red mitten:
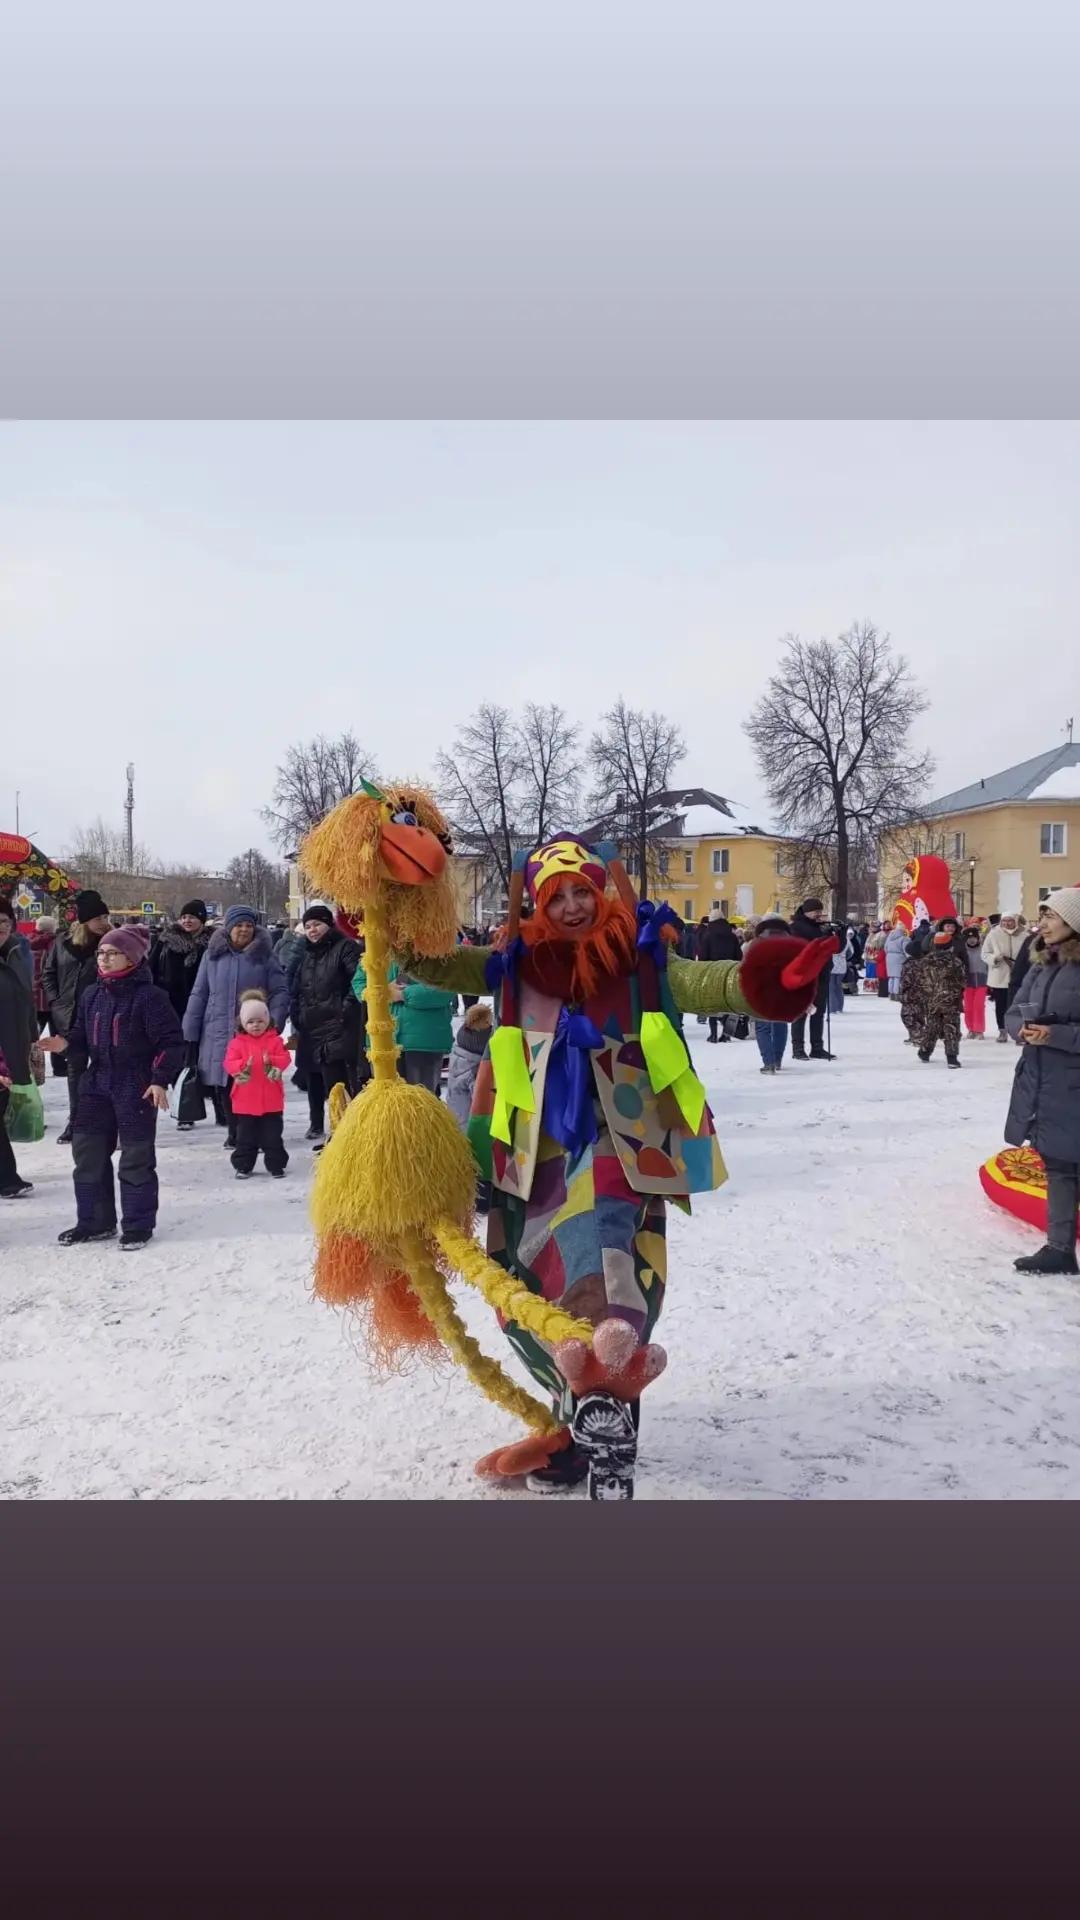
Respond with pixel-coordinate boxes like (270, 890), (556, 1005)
(737, 934), (840, 1022)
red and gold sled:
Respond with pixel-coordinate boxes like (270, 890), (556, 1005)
(980, 1147), (1080, 1243)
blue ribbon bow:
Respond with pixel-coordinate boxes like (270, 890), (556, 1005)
(636, 899), (679, 969)
(542, 1007), (605, 1160)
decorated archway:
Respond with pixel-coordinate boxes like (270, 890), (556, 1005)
(0, 832), (78, 923)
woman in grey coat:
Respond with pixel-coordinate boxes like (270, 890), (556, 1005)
(1004, 888), (1080, 1275)
(884, 922), (909, 998)
(182, 906), (289, 1147)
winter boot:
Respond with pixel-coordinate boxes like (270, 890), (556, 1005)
(120, 1228), (153, 1251)
(997, 1031), (1010, 1044)
(917, 1049), (932, 1062)
(571, 1391), (639, 1501)
(791, 1047), (809, 1061)
(759, 1065), (776, 1075)
(809, 1048), (835, 1061)
(1, 1179), (33, 1199)
(525, 1444), (590, 1495)
(56, 1125), (73, 1145)
(1014, 1244), (1079, 1277)
(947, 1056), (962, 1069)
(235, 1168), (253, 1179)
(304, 1124), (324, 1142)
(58, 1224), (116, 1245)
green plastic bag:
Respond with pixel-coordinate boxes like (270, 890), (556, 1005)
(4, 1081), (45, 1143)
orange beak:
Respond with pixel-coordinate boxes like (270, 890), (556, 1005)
(379, 820), (447, 886)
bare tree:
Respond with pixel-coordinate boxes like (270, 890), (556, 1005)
(65, 816), (158, 886)
(744, 622), (933, 920)
(436, 703), (524, 894)
(586, 699), (687, 892)
(225, 848), (289, 919)
(261, 732), (376, 853)
(518, 702), (581, 847)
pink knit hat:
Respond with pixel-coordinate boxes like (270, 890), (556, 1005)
(98, 924), (151, 967)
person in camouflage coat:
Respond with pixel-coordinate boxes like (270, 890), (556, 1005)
(915, 917), (967, 1067)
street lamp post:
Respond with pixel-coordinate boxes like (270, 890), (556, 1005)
(969, 857), (976, 918)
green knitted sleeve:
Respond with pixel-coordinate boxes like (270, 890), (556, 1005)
(667, 955), (751, 1017)
(394, 946), (493, 995)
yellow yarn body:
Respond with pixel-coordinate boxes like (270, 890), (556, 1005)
(303, 872), (594, 1438)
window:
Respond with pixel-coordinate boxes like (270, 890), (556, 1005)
(1041, 822), (1068, 857)
(684, 853), (693, 875)
(684, 899), (693, 918)
(711, 848), (729, 875)
(950, 831), (966, 860)
(1039, 886), (1053, 903)
(658, 851), (669, 876)
(720, 898), (730, 918)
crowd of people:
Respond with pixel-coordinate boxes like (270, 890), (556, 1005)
(2, 878), (1079, 1283)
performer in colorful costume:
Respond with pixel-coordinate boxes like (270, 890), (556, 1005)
(894, 854), (957, 933)
(301, 784), (836, 1497)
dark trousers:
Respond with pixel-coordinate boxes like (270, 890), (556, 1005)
(67, 1059), (86, 1120)
(0, 1088), (21, 1188)
(877, 974), (890, 999)
(990, 986), (1010, 1032)
(398, 1051), (444, 1095)
(73, 1115), (158, 1232)
(211, 1082), (235, 1142)
(231, 1112), (288, 1174)
(307, 1060), (354, 1131)
(792, 994), (827, 1055)
(1043, 1158), (1080, 1251)
(39, 1009), (67, 1073)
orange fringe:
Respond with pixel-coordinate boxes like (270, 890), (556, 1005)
(313, 1233), (443, 1370)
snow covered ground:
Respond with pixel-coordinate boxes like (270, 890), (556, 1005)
(4, 996), (1080, 1500)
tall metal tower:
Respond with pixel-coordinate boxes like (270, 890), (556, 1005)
(125, 762), (135, 873)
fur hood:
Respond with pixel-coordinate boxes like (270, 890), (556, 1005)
(158, 922), (211, 957)
(207, 924), (273, 964)
(1031, 931), (1080, 967)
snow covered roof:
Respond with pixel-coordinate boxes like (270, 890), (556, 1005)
(1026, 764), (1080, 802)
(926, 742), (1080, 815)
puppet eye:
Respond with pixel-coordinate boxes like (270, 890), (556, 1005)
(390, 808), (419, 827)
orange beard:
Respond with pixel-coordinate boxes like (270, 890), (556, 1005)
(518, 882), (639, 1002)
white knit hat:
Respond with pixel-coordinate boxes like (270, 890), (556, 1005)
(1043, 887), (1080, 936)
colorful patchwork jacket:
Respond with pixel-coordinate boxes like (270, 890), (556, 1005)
(402, 941), (751, 1205)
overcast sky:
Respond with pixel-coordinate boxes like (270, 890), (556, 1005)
(4, 421), (1077, 871)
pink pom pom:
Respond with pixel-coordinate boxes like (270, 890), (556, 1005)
(593, 1320), (638, 1370)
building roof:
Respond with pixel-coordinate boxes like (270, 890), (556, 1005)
(926, 742), (1080, 816)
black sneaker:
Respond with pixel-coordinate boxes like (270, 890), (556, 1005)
(791, 1049), (809, 1061)
(57, 1125), (73, 1145)
(120, 1228), (153, 1251)
(269, 1168), (286, 1179)
(0, 1179), (32, 1198)
(525, 1445), (589, 1495)
(235, 1168), (253, 1180)
(809, 1049), (835, 1061)
(917, 1049), (932, 1062)
(1014, 1244), (1079, 1277)
(58, 1224), (116, 1245)
(304, 1125), (324, 1142)
(947, 1057), (962, 1069)
(571, 1392), (639, 1501)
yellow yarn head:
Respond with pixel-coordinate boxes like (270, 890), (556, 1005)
(299, 780), (459, 957)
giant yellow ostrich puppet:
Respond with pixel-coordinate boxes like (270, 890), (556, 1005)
(301, 778), (599, 1475)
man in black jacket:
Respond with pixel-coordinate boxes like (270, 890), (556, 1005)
(789, 898), (835, 1061)
(699, 911), (742, 1040)
(289, 905), (365, 1141)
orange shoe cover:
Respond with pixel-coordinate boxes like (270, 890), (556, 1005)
(474, 1426), (572, 1480)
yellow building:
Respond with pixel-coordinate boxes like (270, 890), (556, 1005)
(623, 799), (797, 925)
(880, 742), (1080, 921)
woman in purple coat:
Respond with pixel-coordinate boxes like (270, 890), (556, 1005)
(42, 924), (184, 1249)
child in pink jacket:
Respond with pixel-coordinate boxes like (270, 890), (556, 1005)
(222, 990), (292, 1179)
